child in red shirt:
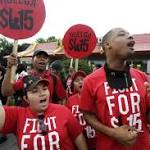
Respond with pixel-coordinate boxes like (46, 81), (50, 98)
(66, 71), (97, 150)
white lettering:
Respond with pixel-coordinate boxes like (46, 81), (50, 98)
(132, 79), (138, 91)
(104, 82), (110, 95)
(111, 116), (119, 128)
(30, 119), (37, 133)
(21, 135), (30, 150)
(130, 93), (140, 113)
(23, 119), (32, 133)
(106, 95), (115, 115)
(34, 135), (45, 150)
(118, 94), (129, 115)
(48, 131), (60, 150)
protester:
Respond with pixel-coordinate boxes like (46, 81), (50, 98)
(50, 60), (66, 88)
(66, 71), (97, 150)
(50, 60), (63, 77)
(2, 49), (66, 105)
(66, 67), (76, 97)
(80, 28), (150, 150)
(0, 75), (88, 149)
(0, 65), (7, 144)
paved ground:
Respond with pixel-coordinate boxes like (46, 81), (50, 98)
(0, 134), (18, 150)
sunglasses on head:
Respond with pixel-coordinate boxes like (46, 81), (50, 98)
(38, 114), (48, 135)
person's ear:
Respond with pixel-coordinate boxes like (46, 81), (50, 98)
(103, 42), (111, 50)
(23, 95), (30, 104)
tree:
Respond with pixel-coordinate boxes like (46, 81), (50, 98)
(36, 36), (59, 43)
(36, 38), (46, 43)
(0, 38), (13, 53)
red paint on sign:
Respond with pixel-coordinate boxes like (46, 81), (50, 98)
(63, 24), (97, 58)
(0, 0), (45, 39)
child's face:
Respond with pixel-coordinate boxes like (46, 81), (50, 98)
(73, 76), (84, 93)
(26, 82), (50, 113)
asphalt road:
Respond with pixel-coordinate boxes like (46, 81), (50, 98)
(0, 134), (18, 150)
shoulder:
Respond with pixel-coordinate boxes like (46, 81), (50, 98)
(84, 67), (105, 84)
(48, 104), (70, 114)
(130, 68), (148, 81)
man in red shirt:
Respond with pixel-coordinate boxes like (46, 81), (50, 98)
(80, 28), (150, 150)
(2, 50), (66, 105)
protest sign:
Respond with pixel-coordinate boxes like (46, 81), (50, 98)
(0, 0), (45, 39)
(63, 24), (97, 58)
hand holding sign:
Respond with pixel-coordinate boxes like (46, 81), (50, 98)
(63, 24), (97, 58)
(0, 0), (46, 83)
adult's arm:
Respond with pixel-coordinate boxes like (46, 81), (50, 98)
(2, 68), (15, 96)
(1, 54), (17, 96)
(0, 106), (5, 130)
(75, 133), (88, 150)
(83, 111), (138, 148)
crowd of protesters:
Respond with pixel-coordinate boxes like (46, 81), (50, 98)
(0, 27), (150, 150)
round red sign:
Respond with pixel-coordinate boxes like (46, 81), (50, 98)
(63, 24), (97, 58)
(0, 0), (45, 39)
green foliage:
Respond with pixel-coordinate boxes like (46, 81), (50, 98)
(47, 36), (58, 43)
(36, 38), (46, 43)
(78, 59), (92, 74)
(0, 38), (12, 52)
(36, 36), (58, 43)
(59, 58), (92, 75)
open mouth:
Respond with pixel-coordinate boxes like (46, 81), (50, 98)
(39, 62), (46, 66)
(40, 99), (47, 103)
(127, 40), (135, 48)
(79, 85), (82, 89)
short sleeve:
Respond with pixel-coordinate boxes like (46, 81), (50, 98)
(13, 77), (24, 91)
(66, 108), (83, 142)
(1, 106), (19, 134)
(55, 77), (66, 99)
(80, 78), (96, 113)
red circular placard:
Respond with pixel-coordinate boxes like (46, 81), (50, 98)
(63, 24), (97, 58)
(0, 0), (45, 39)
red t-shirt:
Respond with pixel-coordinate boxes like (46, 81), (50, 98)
(80, 67), (150, 150)
(66, 93), (97, 150)
(13, 70), (66, 102)
(1, 104), (82, 150)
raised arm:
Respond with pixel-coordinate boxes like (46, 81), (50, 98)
(1, 54), (17, 96)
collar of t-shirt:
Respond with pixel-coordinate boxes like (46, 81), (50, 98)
(104, 63), (132, 90)
(30, 70), (51, 79)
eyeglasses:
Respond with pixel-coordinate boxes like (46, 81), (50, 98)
(38, 114), (48, 135)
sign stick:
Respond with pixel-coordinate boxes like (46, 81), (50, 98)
(75, 59), (79, 71)
(70, 58), (74, 68)
(11, 40), (18, 84)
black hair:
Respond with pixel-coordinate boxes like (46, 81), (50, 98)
(101, 29), (114, 51)
(95, 64), (102, 69)
(16, 63), (27, 74)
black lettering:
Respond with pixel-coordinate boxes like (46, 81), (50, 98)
(81, 39), (89, 51)
(23, 10), (33, 30)
(68, 38), (89, 52)
(0, 8), (33, 30)
(0, 9), (8, 28)
(68, 39), (74, 50)
(30, 0), (37, 7)
(9, 8), (20, 29)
